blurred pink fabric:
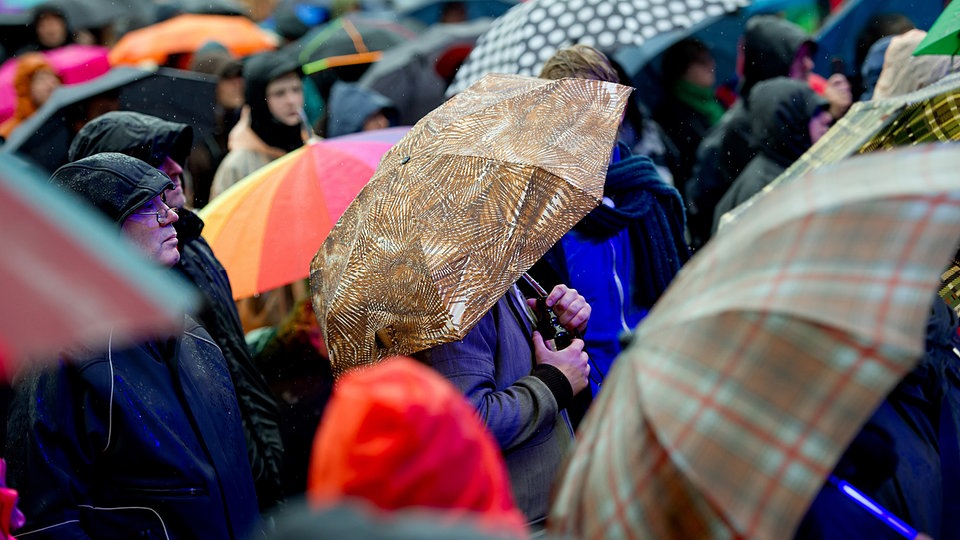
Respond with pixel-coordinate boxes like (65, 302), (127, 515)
(0, 45), (110, 122)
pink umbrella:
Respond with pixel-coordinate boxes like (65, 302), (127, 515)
(0, 44), (110, 122)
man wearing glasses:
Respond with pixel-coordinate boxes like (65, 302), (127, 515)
(6, 153), (261, 539)
(67, 111), (285, 512)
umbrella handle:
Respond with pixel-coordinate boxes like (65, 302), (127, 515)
(827, 475), (918, 539)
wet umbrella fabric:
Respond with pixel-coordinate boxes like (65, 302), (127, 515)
(310, 73), (632, 374)
(446, 0), (749, 96)
(0, 153), (199, 376)
(0, 66), (216, 174)
(913, 0), (960, 56)
(549, 143), (960, 539)
(393, 0), (516, 26)
(357, 19), (490, 125)
(197, 126), (411, 300)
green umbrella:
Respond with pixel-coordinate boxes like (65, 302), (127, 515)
(914, 0), (960, 56)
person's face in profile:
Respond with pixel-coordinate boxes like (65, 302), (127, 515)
(36, 13), (68, 48)
(121, 195), (181, 267)
(265, 72), (304, 127)
(159, 156), (187, 210)
(789, 43), (815, 81)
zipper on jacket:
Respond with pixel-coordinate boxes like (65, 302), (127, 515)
(610, 240), (630, 333)
(121, 486), (206, 498)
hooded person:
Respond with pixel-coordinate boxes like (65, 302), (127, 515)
(872, 29), (960, 101)
(6, 153), (261, 540)
(210, 50), (306, 200)
(14, 3), (73, 55)
(711, 77), (831, 231)
(322, 80), (396, 137)
(0, 53), (61, 140)
(67, 111), (287, 512)
(686, 15), (815, 249)
(307, 356), (528, 539)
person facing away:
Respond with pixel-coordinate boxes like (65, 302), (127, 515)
(306, 356), (528, 538)
(534, 44), (691, 398)
(686, 14), (817, 249)
(711, 77), (831, 232)
(67, 110), (287, 512)
(0, 53), (62, 140)
(210, 50), (306, 200)
(416, 282), (592, 530)
(6, 153), (261, 539)
(653, 38), (725, 196)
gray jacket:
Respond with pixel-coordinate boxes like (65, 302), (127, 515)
(422, 288), (575, 525)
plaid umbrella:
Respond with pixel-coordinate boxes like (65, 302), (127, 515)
(717, 71), (960, 231)
(446, 0), (749, 96)
(549, 143), (960, 539)
(310, 73), (631, 374)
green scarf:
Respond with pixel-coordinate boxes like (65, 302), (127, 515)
(672, 79), (725, 126)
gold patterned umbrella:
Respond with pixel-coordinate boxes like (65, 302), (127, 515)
(717, 71), (960, 231)
(310, 73), (632, 374)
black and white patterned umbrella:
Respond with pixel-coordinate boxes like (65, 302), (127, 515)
(447, 0), (750, 95)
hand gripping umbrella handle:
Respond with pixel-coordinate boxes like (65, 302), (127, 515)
(520, 273), (581, 350)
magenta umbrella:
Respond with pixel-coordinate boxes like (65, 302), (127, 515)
(0, 44), (110, 122)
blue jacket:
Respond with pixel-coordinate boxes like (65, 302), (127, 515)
(6, 318), (261, 539)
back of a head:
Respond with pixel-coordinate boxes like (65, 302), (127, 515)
(324, 81), (396, 138)
(741, 15), (813, 97)
(873, 29), (960, 100)
(68, 110), (193, 167)
(539, 44), (620, 83)
(49, 152), (173, 225)
(307, 356), (527, 538)
(747, 77), (828, 164)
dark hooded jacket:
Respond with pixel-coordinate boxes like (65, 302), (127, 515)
(686, 15), (813, 248)
(323, 81), (396, 137)
(795, 296), (960, 539)
(245, 50), (305, 153)
(14, 3), (74, 56)
(7, 153), (261, 539)
(68, 112), (286, 511)
(711, 78), (828, 231)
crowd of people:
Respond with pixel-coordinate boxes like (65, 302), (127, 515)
(1, 0), (959, 538)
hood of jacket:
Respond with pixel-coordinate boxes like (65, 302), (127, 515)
(741, 15), (815, 98)
(67, 110), (193, 167)
(244, 50), (305, 153)
(307, 356), (527, 538)
(49, 152), (173, 225)
(325, 81), (396, 138)
(748, 77), (828, 167)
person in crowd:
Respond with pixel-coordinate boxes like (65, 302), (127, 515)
(320, 80), (397, 137)
(187, 42), (245, 207)
(6, 153), (261, 539)
(871, 29), (960, 101)
(688, 14), (849, 249)
(0, 53), (61, 140)
(712, 77), (831, 230)
(417, 282), (592, 531)
(306, 356), (528, 538)
(211, 50), (310, 333)
(14, 3), (73, 55)
(211, 50), (306, 199)
(534, 44), (690, 399)
(654, 38), (725, 195)
(67, 111), (287, 512)
(252, 298), (334, 498)
(795, 295), (959, 540)
(852, 12), (915, 94)
(859, 35), (895, 101)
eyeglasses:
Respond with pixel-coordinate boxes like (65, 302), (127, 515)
(133, 204), (177, 225)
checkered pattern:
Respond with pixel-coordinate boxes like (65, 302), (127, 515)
(446, 0), (748, 96)
(719, 72), (960, 231)
(549, 144), (960, 539)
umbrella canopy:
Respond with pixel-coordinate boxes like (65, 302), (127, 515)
(0, 44), (110, 122)
(296, 15), (415, 77)
(0, 66), (216, 174)
(198, 126), (410, 300)
(549, 142), (960, 539)
(310, 73), (632, 374)
(393, 0), (516, 25)
(813, 0), (941, 76)
(108, 14), (278, 67)
(446, 0), (749, 96)
(0, 153), (199, 377)
(357, 18), (491, 125)
(47, 0), (156, 30)
(914, 0), (960, 56)
(718, 70), (960, 230)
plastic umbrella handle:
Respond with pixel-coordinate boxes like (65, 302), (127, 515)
(828, 475), (918, 539)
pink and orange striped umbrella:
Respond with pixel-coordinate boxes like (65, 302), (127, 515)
(198, 126), (410, 300)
